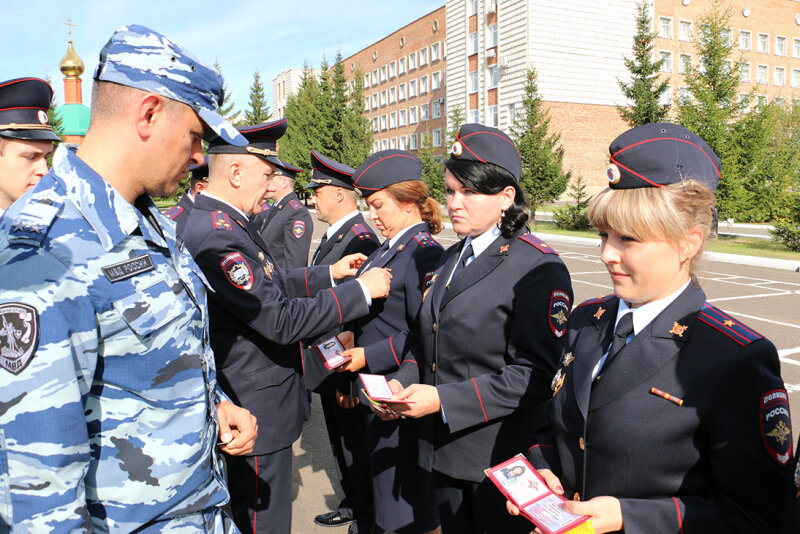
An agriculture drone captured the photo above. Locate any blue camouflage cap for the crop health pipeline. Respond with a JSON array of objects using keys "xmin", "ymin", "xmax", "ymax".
[{"xmin": 93, "ymin": 24, "xmax": 246, "ymax": 146}]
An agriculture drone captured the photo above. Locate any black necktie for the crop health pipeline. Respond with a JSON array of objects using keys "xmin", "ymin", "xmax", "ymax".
[
  {"xmin": 449, "ymin": 243, "xmax": 473, "ymax": 283},
  {"xmin": 605, "ymin": 312, "xmax": 634, "ymax": 367},
  {"xmin": 312, "ymin": 233, "xmax": 329, "ymax": 265}
]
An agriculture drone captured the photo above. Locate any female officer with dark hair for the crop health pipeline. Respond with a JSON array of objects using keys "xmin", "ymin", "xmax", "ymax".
[
  {"xmin": 392, "ymin": 124, "xmax": 574, "ymax": 534},
  {"xmin": 511, "ymin": 123, "xmax": 793, "ymax": 533}
]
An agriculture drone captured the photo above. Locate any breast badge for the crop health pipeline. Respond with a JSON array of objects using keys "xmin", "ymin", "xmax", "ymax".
[
  {"xmin": 0, "ymin": 303, "xmax": 39, "ymax": 375},
  {"xmin": 423, "ymin": 273, "xmax": 438, "ymax": 302},
  {"xmin": 561, "ymin": 352, "xmax": 574, "ymax": 367},
  {"xmin": 551, "ymin": 368, "xmax": 565, "ymax": 396},
  {"xmin": 220, "ymin": 252, "xmax": 253, "ymax": 290}
]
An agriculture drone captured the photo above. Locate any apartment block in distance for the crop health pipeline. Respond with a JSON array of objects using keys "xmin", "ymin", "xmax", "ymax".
[
  {"xmin": 342, "ymin": 6, "xmax": 448, "ymax": 154},
  {"xmin": 272, "ymin": 68, "xmax": 322, "ymax": 120}
]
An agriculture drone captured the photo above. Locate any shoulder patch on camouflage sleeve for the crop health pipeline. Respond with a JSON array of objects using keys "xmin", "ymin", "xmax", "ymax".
[
  {"xmin": 211, "ymin": 211, "xmax": 233, "ymax": 232},
  {"xmin": 761, "ymin": 389, "xmax": 793, "ymax": 465},
  {"xmin": 517, "ymin": 233, "xmax": 558, "ymax": 255},
  {"xmin": 412, "ymin": 232, "xmax": 442, "ymax": 249},
  {"xmin": 164, "ymin": 205, "xmax": 184, "ymax": 221},
  {"xmin": 0, "ymin": 302, "xmax": 39, "ymax": 375},
  {"xmin": 698, "ymin": 303, "xmax": 764, "ymax": 347},
  {"xmin": 289, "ymin": 199, "xmax": 303, "ymax": 210}
]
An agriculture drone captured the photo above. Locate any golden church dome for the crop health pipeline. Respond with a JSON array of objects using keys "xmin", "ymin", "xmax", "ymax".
[{"xmin": 60, "ymin": 39, "xmax": 84, "ymax": 78}]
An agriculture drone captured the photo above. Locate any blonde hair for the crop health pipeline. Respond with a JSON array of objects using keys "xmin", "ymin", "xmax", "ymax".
[
  {"xmin": 587, "ymin": 183, "xmax": 715, "ymax": 272},
  {"xmin": 384, "ymin": 180, "xmax": 443, "ymax": 235}
]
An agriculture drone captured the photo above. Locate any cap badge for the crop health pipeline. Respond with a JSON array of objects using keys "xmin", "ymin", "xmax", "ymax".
[
  {"xmin": 451, "ymin": 141, "xmax": 463, "ymax": 157},
  {"xmin": 37, "ymin": 110, "xmax": 48, "ymax": 125},
  {"xmin": 354, "ymin": 187, "xmax": 362, "ymax": 196},
  {"xmin": 607, "ymin": 163, "xmax": 621, "ymax": 184}
]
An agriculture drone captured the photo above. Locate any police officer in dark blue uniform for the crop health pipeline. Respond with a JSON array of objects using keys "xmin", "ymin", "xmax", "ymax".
[
  {"xmin": 392, "ymin": 125, "xmax": 573, "ymax": 534},
  {"xmin": 515, "ymin": 123, "xmax": 792, "ymax": 534},
  {"xmin": 165, "ymin": 156, "xmax": 207, "ymax": 236},
  {"xmin": 301, "ymin": 150, "xmax": 381, "ymax": 532},
  {"xmin": 181, "ymin": 120, "xmax": 392, "ymax": 534},
  {"xmin": 782, "ymin": 444, "xmax": 800, "ymax": 533},
  {"xmin": 256, "ymin": 150, "xmax": 313, "ymax": 270}
]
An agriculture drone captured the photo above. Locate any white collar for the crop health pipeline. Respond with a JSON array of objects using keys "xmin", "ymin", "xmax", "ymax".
[
  {"xmin": 199, "ymin": 191, "xmax": 250, "ymax": 221},
  {"xmin": 462, "ymin": 226, "xmax": 501, "ymax": 260},
  {"xmin": 387, "ymin": 222, "xmax": 421, "ymax": 249},
  {"xmin": 614, "ymin": 279, "xmax": 692, "ymax": 335},
  {"xmin": 326, "ymin": 210, "xmax": 361, "ymax": 239}
]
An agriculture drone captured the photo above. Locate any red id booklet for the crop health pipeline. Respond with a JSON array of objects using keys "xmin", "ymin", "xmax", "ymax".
[
  {"xmin": 315, "ymin": 335, "xmax": 351, "ymax": 370},
  {"xmin": 485, "ymin": 454, "xmax": 594, "ymax": 534}
]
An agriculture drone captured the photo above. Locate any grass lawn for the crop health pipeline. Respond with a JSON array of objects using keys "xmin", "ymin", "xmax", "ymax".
[{"xmin": 529, "ymin": 221, "xmax": 800, "ymax": 261}]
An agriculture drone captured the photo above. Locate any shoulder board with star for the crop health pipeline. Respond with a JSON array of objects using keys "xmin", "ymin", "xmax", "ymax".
[
  {"xmin": 164, "ymin": 205, "xmax": 184, "ymax": 221},
  {"xmin": 351, "ymin": 223, "xmax": 374, "ymax": 241},
  {"xmin": 698, "ymin": 303, "xmax": 764, "ymax": 347},
  {"xmin": 576, "ymin": 294, "xmax": 615, "ymax": 308},
  {"xmin": 412, "ymin": 231, "xmax": 441, "ymax": 249},
  {"xmin": 210, "ymin": 210, "xmax": 234, "ymax": 232},
  {"xmin": 289, "ymin": 199, "xmax": 303, "ymax": 210},
  {"xmin": 7, "ymin": 196, "xmax": 63, "ymax": 246},
  {"xmin": 517, "ymin": 233, "xmax": 558, "ymax": 255}
]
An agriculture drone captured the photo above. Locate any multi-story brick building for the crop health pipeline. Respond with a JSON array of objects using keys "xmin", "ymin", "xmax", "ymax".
[
  {"xmin": 271, "ymin": 68, "xmax": 322, "ymax": 120},
  {"xmin": 342, "ymin": 6, "xmax": 448, "ymax": 154}
]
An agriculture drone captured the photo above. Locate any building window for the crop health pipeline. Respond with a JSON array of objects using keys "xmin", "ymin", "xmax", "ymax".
[
  {"xmin": 390, "ymin": 137, "xmax": 397, "ymax": 149},
  {"xmin": 775, "ymin": 67, "xmax": 786, "ymax": 86},
  {"xmin": 380, "ymin": 115, "xmax": 387, "ymax": 130},
  {"xmin": 380, "ymin": 65, "xmax": 387, "ymax": 83},
  {"xmin": 389, "ymin": 61, "xmax": 396, "ymax": 78},
  {"xmin": 721, "ymin": 28, "xmax": 733, "ymax": 47},
  {"xmin": 372, "ymin": 69, "xmax": 379, "ymax": 85},
  {"xmin": 389, "ymin": 87, "xmax": 397, "ymax": 104},
  {"xmin": 488, "ymin": 24, "xmax": 498, "ymax": 48},
  {"xmin": 380, "ymin": 90, "xmax": 387, "ymax": 106},
  {"xmin": 470, "ymin": 109, "xmax": 479, "ymax": 123},
  {"xmin": 419, "ymin": 47, "xmax": 428, "ymax": 66},
  {"xmin": 740, "ymin": 30, "xmax": 751, "ymax": 51},
  {"xmin": 420, "ymin": 75, "xmax": 429, "ymax": 94},
  {"xmin": 469, "ymin": 32, "xmax": 479, "ymax": 55},
  {"xmin": 409, "ymin": 79, "xmax": 417, "ymax": 98},
  {"xmin": 432, "ymin": 129, "xmax": 442, "ymax": 147},
  {"xmin": 489, "ymin": 105, "xmax": 498, "ymax": 127},
  {"xmin": 658, "ymin": 17, "xmax": 672, "ymax": 39},
  {"xmin": 509, "ymin": 103, "xmax": 516, "ymax": 123},
  {"xmin": 364, "ymin": 74, "xmax": 370, "ymax": 88},
  {"xmin": 421, "ymin": 103, "xmax": 429, "ymax": 121},
  {"xmin": 659, "ymin": 84, "xmax": 673, "ymax": 106},
  {"xmin": 364, "ymin": 99, "xmax": 370, "ymax": 112},
  {"xmin": 469, "ymin": 0, "xmax": 478, "ymax": 16},
  {"xmin": 399, "ymin": 109, "xmax": 407, "ymax": 126},
  {"xmin": 372, "ymin": 117, "xmax": 379, "ymax": 133},
  {"xmin": 433, "ymin": 100, "xmax": 442, "ymax": 118},
  {"xmin": 409, "ymin": 106, "xmax": 418, "ymax": 124},
  {"xmin": 399, "ymin": 83, "xmax": 406, "ymax": 101},
  {"xmin": 794, "ymin": 38, "xmax": 800, "ymax": 58},
  {"xmin": 757, "ymin": 33, "xmax": 769, "ymax": 54},
  {"xmin": 739, "ymin": 63, "xmax": 751, "ymax": 82},
  {"xmin": 678, "ymin": 86, "xmax": 691, "ymax": 104},
  {"xmin": 470, "ymin": 71, "xmax": 479, "ymax": 93},
  {"xmin": 371, "ymin": 93, "xmax": 378, "ymax": 108},
  {"xmin": 679, "ymin": 20, "xmax": 692, "ymax": 41},
  {"xmin": 792, "ymin": 69, "xmax": 800, "ymax": 87},
  {"xmin": 398, "ymin": 57, "xmax": 406, "ymax": 74},
  {"xmin": 679, "ymin": 54, "xmax": 692, "ymax": 75},
  {"xmin": 738, "ymin": 93, "xmax": 750, "ymax": 110},
  {"xmin": 400, "ymin": 136, "xmax": 408, "ymax": 150},
  {"xmin": 757, "ymin": 95, "xmax": 767, "ymax": 108},
  {"xmin": 775, "ymin": 97, "xmax": 786, "ymax": 109},
  {"xmin": 389, "ymin": 112, "xmax": 397, "ymax": 128},
  {"xmin": 409, "ymin": 133, "xmax": 418, "ymax": 150},
  {"xmin": 776, "ymin": 36, "xmax": 787, "ymax": 56},
  {"xmin": 722, "ymin": 59, "xmax": 732, "ymax": 74},
  {"xmin": 432, "ymin": 71, "xmax": 441, "ymax": 91},
  {"xmin": 381, "ymin": 139, "xmax": 388, "ymax": 150},
  {"xmin": 488, "ymin": 65, "xmax": 499, "ymax": 88},
  {"xmin": 431, "ymin": 42, "xmax": 441, "ymax": 62},
  {"xmin": 372, "ymin": 141, "xmax": 379, "ymax": 153},
  {"xmin": 408, "ymin": 52, "xmax": 417, "ymax": 70},
  {"xmin": 757, "ymin": 64, "xmax": 768, "ymax": 84},
  {"xmin": 659, "ymin": 51, "xmax": 672, "ymax": 73}
]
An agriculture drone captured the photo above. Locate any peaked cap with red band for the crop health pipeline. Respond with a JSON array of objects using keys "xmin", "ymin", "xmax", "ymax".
[
  {"xmin": 607, "ymin": 123, "xmax": 721, "ymax": 193},
  {"xmin": 273, "ymin": 159, "xmax": 304, "ymax": 180},
  {"xmin": 0, "ymin": 77, "xmax": 61, "ymax": 141},
  {"xmin": 207, "ymin": 118, "xmax": 287, "ymax": 166},
  {"xmin": 449, "ymin": 123, "xmax": 521, "ymax": 181},
  {"xmin": 306, "ymin": 150, "xmax": 356, "ymax": 190},
  {"xmin": 352, "ymin": 149, "xmax": 422, "ymax": 197}
]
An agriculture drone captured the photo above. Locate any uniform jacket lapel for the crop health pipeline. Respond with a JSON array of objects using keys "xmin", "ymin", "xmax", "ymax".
[
  {"xmin": 429, "ymin": 243, "xmax": 460, "ymax": 320},
  {"xmin": 572, "ymin": 299, "xmax": 618, "ymax": 419},
  {"xmin": 439, "ymin": 233, "xmax": 511, "ymax": 310},
  {"xmin": 589, "ymin": 283, "xmax": 706, "ymax": 412}
]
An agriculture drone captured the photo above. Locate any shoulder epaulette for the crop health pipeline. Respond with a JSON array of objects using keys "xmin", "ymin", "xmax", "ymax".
[
  {"xmin": 164, "ymin": 205, "xmax": 184, "ymax": 221},
  {"xmin": 518, "ymin": 233, "xmax": 558, "ymax": 255},
  {"xmin": 412, "ymin": 231, "xmax": 442, "ymax": 249},
  {"xmin": 210, "ymin": 210, "xmax": 233, "ymax": 232},
  {"xmin": 7, "ymin": 196, "xmax": 63, "ymax": 246},
  {"xmin": 351, "ymin": 223, "xmax": 374, "ymax": 241},
  {"xmin": 576, "ymin": 294, "xmax": 615, "ymax": 308},
  {"xmin": 698, "ymin": 303, "xmax": 764, "ymax": 347},
  {"xmin": 289, "ymin": 199, "xmax": 303, "ymax": 210}
]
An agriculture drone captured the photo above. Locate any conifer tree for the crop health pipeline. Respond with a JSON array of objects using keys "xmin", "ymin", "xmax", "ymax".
[
  {"xmin": 43, "ymin": 75, "xmax": 64, "ymax": 142},
  {"xmin": 243, "ymin": 70, "xmax": 270, "ymax": 125},
  {"xmin": 214, "ymin": 60, "xmax": 237, "ymax": 122},
  {"xmin": 446, "ymin": 104, "xmax": 466, "ymax": 148},
  {"xmin": 510, "ymin": 69, "xmax": 570, "ymax": 213},
  {"xmin": 341, "ymin": 63, "xmax": 373, "ymax": 169},
  {"xmin": 419, "ymin": 132, "xmax": 445, "ymax": 202},
  {"xmin": 281, "ymin": 65, "xmax": 324, "ymax": 189},
  {"xmin": 617, "ymin": 0, "xmax": 670, "ymax": 127}
]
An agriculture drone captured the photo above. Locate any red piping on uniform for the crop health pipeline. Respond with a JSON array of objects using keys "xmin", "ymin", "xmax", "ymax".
[
  {"xmin": 369, "ymin": 521, "xmax": 377, "ymax": 534},
  {"xmin": 460, "ymin": 130, "xmax": 520, "ymax": 155},
  {"xmin": 253, "ymin": 456, "xmax": 258, "ymax": 534},
  {"xmin": 697, "ymin": 313, "xmax": 748, "ymax": 346},
  {"xmin": 472, "ymin": 378, "xmax": 488, "ymax": 422},
  {"xmin": 611, "ymin": 158, "xmax": 663, "ymax": 188},
  {"xmin": 672, "ymin": 497, "xmax": 683, "ymax": 534},
  {"xmin": 389, "ymin": 337, "xmax": 399, "ymax": 366},
  {"xmin": 527, "ymin": 443, "xmax": 556, "ymax": 453},
  {"xmin": 353, "ymin": 154, "xmax": 418, "ymax": 185},
  {"xmin": 0, "ymin": 106, "xmax": 48, "ymax": 112},
  {"xmin": 401, "ymin": 358, "xmax": 419, "ymax": 366},
  {"xmin": 304, "ymin": 268, "xmax": 310, "ymax": 297},
  {"xmin": 328, "ymin": 288, "xmax": 343, "ymax": 324},
  {"xmin": 612, "ymin": 137, "xmax": 721, "ymax": 178},
  {"xmin": 458, "ymin": 139, "xmax": 487, "ymax": 163},
  {"xmin": 299, "ymin": 341, "xmax": 306, "ymax": 374},
  {"xmin": 0, "ymin": 77, "xmax": 52, "ymax": 89}
]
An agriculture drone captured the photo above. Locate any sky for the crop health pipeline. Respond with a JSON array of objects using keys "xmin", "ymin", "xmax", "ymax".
[{"xmin": 1, "ymin": 0, "xmax": 442, "ymax": 114}]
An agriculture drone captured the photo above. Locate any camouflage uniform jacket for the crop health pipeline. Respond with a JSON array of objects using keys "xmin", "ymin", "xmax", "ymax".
[{"xmin": 0, "ymin": 145, "xmax": 235, "ymax": 532}]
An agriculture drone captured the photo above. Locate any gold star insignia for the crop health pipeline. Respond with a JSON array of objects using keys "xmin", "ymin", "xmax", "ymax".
[
  {"xmin": 593, "ymin": 306, "xmax": 605, "ymax": 320},
  {"xmin": 561, "ymin": 352, "xmax": 574, "ymax": 367},
  {"xmin": 767, "ymin": 420, "xmax": 791, "ymax": 445},
  {"xmin": 669, "ymin": 322, "xmax": 688, "ymax": 337},
  {"xmin": 723, "ymin": 319, "xmax": 735, "ymax": 327}
]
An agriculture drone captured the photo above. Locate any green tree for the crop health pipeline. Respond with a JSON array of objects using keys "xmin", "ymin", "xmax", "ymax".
[
  {"xmin": 243, "ymin": 70, "xmax": 270, "ymax": 125},
  {"xmin": 281, "ymin": 65, "xmax": 324, "ymax": 189},
  {"xmin": 43, "ymin": 75, "xmax": 63, "ymax": 167},
  {"xmin": 340, "ymin": 62, "xmax": 373, "ymax": 169},
  {"xmin": 552, "ymin": 175, "xmax": 591, "ymax": 231},
  {"xmin": 419, "ymin": 132, "xmax": 445, "ymax": 202},
  {"xmin": 510, "ymin": 69, "xmax": 570, "ymax": 214},
  {"xmin": 446, "ymin": 103, "xmax": 466, "ymax": 148},
  {"xmin": 214, "ymin": 60, "xmax": 237, "ymax": 122},
  {"xmin": 617, "ymin": 0, "xmax": 670, "ymax": 127}
]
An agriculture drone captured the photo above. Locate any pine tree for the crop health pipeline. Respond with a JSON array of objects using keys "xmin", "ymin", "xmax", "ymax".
[
  {"xmin": 281, "ymin": 65, "xmax": 324, "ymax": 189},
  {"xmin": 214, "ymin": 60, "xmax": 237, "ymax": 122},
  {"xmin": 43, "ymin": 75, "xmax": 64, "ymax": 143},
  {"xmin": 341, "ymin": 63, "xmax": 373, "ymax": 169},
  {"xmin": 446, "ymin": 104, "xmax": 466, "ymax": 148},
  {"xmin": 510, "ymin": 69, "xmax": 570, "ymax": 213},
  {"xmin": 419, "ymin": 132, "xmax": 445, "ymax": 202},
  {"xmin": 243, "ymin": 70, "xmax": 270, "ymax": 125},
  {"xmin": 617, "ymin": 0, "xmax": 670, "ymax": 127},
  {"xmin": 330, "ymin": 50, "xmax": 349, "ymax": 157},
  {"xmin": 316, "ymin": 56, "xmax": 336, "ymax": 155}
]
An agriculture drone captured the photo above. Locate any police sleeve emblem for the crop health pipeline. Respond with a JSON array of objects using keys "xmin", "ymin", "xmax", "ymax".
[
  {"xmin": 220, "ymin": 252, "xmax": 254, "ymax": 290},
  {"xmin": 293, "ymin": 221, "xmax": 306, "ymax": 238},
  {"xmin": 761, "ymin": 389, "xmax": 793, "ymax": 465},
  {"xmin": 0, "ymin": 303, "xmax": 39, "ymax": 375},
  {"xmin": 548, "ymin": 290, "xmax": 571, "ymax": 338}
]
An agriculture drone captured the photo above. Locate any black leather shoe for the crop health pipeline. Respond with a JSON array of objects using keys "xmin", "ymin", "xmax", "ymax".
[{"xmin": 314, "ymin": 511, "xmax": 354, "ymax": 527}]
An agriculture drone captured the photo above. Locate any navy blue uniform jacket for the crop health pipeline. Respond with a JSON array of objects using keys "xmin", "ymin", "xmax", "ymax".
[
  {"xmin": 781, "ymin": 445, "xmax": 800, "ymax": 533},
  {"xmin": 164, "ymin": 191, "xmax": 194, "ymax": 237},
  {"xmin": 403, "ymin": 230, "xmax": 573, "ymax": 483},
  {"xmin": 527, "ymin": 283, "xmax": 793, "ymax": 533},
  {"xmin": 255, "ymin": 191, "xmax": 313, "ymax": 270},
  {"xmin": 182, "ymin": 194, "xmax": 370, "ymax": 456}
]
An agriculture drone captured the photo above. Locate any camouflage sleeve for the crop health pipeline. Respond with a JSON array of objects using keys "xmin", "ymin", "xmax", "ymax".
[{"xmin": 0, "ymin": 248, "xmax": 98, "ymax": 531}]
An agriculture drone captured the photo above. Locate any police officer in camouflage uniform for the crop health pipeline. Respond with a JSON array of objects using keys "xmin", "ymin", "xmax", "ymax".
[{"xmin": 0, "ymin": 25, "xmax": 256, "ymax": 532}]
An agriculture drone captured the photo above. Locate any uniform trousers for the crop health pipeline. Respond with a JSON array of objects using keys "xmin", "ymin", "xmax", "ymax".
[
  {"xmin": 434, "ymin": 470, "xmax": 532, "ymax": 534},
  {"xmin": 226, "ymin": 446, "xmax": 292, "ymax": 534}
]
